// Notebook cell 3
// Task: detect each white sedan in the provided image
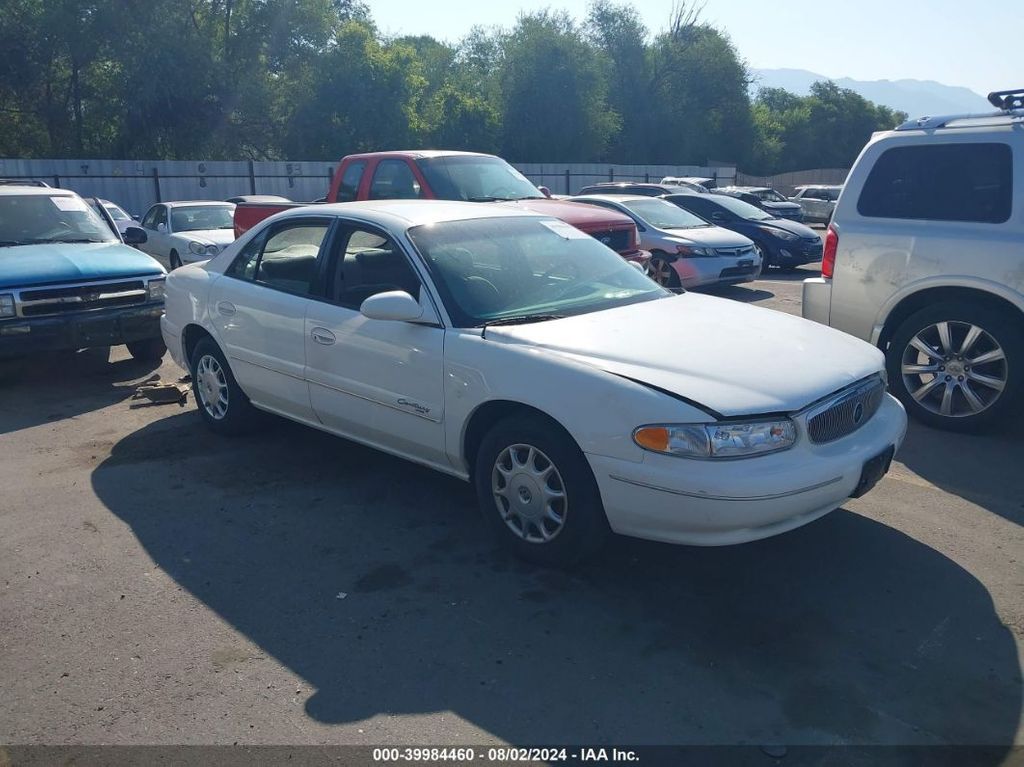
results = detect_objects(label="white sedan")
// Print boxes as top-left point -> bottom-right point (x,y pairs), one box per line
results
161,201 -> 907,565
138,200 -> 236,269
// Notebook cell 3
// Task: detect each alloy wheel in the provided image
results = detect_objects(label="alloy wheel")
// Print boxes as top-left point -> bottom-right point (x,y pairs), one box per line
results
900,320 -> 1007,418
195,354 -> 230,420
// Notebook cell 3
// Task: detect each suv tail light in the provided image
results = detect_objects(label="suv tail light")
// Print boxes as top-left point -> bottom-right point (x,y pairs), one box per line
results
822,225 -> 838,278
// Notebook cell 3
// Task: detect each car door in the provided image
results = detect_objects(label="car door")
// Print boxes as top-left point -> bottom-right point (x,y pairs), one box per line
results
206,217 -> 334,422
139,205 -> 167,260
303,222 -> 448,469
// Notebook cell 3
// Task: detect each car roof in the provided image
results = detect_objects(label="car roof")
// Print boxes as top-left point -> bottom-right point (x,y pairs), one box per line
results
277,199 -> 546,228
342,149 -> 491,161
722,186 -> 771,193
795,184 -> 842,190
161,200 -> 236,208
0,185 -> 75,197
574,194 -> 661,204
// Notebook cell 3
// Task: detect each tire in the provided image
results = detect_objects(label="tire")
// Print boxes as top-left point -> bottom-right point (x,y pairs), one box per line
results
752,242 -> 774,269
127,337 -> 166,361
170,250 -> 182,270
885,301 -> 1022,432
189,337 -> 260,435
474,413 -> 610,566
649,251 -> 682,290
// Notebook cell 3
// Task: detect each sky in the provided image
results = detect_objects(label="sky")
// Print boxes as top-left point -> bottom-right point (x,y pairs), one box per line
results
366,0 -> 1019,96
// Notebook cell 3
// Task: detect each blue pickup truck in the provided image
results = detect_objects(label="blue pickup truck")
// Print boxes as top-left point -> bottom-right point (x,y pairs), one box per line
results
0,185 -> 167,360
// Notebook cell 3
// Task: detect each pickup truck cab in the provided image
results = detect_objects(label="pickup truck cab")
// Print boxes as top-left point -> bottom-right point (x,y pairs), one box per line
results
0,186 -> 168,360
233,151 -> 648,266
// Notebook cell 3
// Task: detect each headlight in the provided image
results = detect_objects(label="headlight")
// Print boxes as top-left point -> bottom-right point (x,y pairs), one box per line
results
205,244 -> 219,255
148,278 -> 165,301
633,419 -> 797,459
674,243 -> 714,257
188,241 -> 206,255
762,226 -> 799,241
0,293 -> 14,318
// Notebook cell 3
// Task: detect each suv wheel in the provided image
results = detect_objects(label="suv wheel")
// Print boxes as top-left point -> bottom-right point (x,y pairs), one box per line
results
475,414 -> 610,566
886,302 -> 1022,432
189,337 -> 260,435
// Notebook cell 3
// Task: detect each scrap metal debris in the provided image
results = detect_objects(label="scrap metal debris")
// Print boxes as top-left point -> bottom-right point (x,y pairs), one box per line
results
132,378 -> 190,406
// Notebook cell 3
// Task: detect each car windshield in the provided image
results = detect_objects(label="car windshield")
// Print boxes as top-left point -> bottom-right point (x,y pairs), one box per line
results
104,204 -> 131,221
755,189 -> 787,203
0,194 -> 118,247
618,198 -> 710,229
415,156 -> 544,202
407,217 -> 668,327
170,205 -> 234,232
705,194 -> 774,221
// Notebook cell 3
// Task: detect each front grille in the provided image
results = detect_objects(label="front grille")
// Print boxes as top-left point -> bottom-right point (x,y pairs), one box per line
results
588,228 -> 631,252
18,280 -> 148,318
715,246 -> 756,258
806,378 -> 886,444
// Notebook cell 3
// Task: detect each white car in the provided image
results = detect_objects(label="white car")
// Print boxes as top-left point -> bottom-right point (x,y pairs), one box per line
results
161,200 -> 907,564
138,201 -> 236,269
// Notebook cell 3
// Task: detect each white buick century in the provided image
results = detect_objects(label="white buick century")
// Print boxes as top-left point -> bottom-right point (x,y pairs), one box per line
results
161,200 -> 907,564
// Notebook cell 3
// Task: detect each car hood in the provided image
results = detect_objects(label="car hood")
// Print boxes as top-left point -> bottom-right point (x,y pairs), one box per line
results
752,218 -> 819,238
485,293 -> 884,416
660,225 -> 754,248
496,198 -> 635,228
173,228 -> 236,246
0,241 -> 165,289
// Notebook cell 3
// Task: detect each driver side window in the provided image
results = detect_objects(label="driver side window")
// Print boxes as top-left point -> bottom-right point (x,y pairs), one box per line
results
331,227 -> 421,310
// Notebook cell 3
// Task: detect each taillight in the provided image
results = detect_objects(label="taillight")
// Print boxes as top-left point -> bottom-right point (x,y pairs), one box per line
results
822,225 -> 838,279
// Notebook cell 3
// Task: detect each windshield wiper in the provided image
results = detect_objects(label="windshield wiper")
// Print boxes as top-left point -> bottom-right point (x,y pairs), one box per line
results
0,240 -> 30,247
48,238 -> 109,243
480,314 -> 564,338
467,195 -> 516,202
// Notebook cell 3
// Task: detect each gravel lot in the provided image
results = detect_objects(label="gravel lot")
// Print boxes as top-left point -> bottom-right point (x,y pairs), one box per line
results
1,262 -> 1022,750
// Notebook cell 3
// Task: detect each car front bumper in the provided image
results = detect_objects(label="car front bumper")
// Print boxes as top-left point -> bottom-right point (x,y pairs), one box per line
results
586,393 -> 907,546
765,238 -> 822,266
672,255 -> 762,288
0,303 -> 164,357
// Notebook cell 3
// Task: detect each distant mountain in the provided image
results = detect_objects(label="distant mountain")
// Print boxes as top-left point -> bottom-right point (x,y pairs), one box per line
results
750,68 -> 991,119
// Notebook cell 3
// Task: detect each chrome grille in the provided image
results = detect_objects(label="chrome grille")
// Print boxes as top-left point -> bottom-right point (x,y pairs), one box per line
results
588,228 -> 632,253
806,378 -> 886,444
16,279 -> 149,318
715,246 -> 756,258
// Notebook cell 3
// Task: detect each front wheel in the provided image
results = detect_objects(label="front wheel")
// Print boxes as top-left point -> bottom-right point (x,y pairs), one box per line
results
475,414 -> 609,566
649,252 -> 682,290
189,337 -> 260,435
170,250 -> 182,270
886,302 -> 1022,432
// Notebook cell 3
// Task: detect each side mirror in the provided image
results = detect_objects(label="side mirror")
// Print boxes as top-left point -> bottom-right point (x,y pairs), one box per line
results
538,186 -> 552,198
360,290 -> 425,322
157,223 -> 167,233
131,214 -> 140,221
123,226 -> 148,245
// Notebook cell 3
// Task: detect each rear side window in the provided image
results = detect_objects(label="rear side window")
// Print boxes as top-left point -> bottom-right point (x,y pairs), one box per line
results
858,143 -> 1012,223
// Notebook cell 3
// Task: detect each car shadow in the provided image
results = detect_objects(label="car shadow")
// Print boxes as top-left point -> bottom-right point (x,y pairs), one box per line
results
897,419 -> 1024,528
695,284 -> 775,303
0,348 -> 165,436
757,264 -> 824,282
91,411 -> 1021,749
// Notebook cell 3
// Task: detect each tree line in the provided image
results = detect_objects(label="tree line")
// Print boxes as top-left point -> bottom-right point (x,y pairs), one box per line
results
0,0 -> 906,174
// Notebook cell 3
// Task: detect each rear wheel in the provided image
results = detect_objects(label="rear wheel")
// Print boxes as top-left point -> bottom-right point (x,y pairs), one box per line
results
886,302 -> 1022,432
189,337 -> 260,435
127,338 -> 166,361
649,251 -> 681,290
475,414 -> 609,566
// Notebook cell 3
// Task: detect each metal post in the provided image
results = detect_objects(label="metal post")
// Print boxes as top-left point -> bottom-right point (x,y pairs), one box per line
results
53,175 -> 61,188
609,168 -> 614,182
644,172 -> 649,183
151,167 -> 161,202
564,169 -> 570,195
248,160 -> 257,194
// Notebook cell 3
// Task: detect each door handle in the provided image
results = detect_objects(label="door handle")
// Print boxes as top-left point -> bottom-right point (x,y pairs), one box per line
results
217,301 -> 236,316
311,327 -> 336,345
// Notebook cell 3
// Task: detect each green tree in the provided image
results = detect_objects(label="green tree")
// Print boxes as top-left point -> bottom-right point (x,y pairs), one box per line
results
498,11 -> 619,161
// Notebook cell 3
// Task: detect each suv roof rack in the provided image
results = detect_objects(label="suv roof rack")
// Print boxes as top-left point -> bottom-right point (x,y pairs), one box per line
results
896,88 -> 1024,131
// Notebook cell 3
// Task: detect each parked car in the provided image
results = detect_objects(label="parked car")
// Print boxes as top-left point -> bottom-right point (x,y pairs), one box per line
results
86,198 -> 136,235
0,179 -> 50,188
0,186 -> 166,360
716,186 -> 804,221
664,192 -> 822,270
138,201 -> 236,270
575,182 -> 694,197
161,200 -> 906,564
232,151 -> 649,268
660,176 -> 715,192
802,88 -> 1024,432
790,185 -> 843,224
573,194 -> 761,288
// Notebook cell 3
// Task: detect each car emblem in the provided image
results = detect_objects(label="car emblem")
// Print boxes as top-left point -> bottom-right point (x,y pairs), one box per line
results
600,236 -> 611,244
853,402 -> 865,424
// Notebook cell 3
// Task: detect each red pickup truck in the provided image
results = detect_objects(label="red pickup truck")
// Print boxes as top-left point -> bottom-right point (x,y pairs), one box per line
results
233,151 -> 648,264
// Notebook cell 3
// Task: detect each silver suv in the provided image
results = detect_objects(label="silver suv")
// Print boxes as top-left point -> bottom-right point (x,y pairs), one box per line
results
802,88 -> 1024,431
